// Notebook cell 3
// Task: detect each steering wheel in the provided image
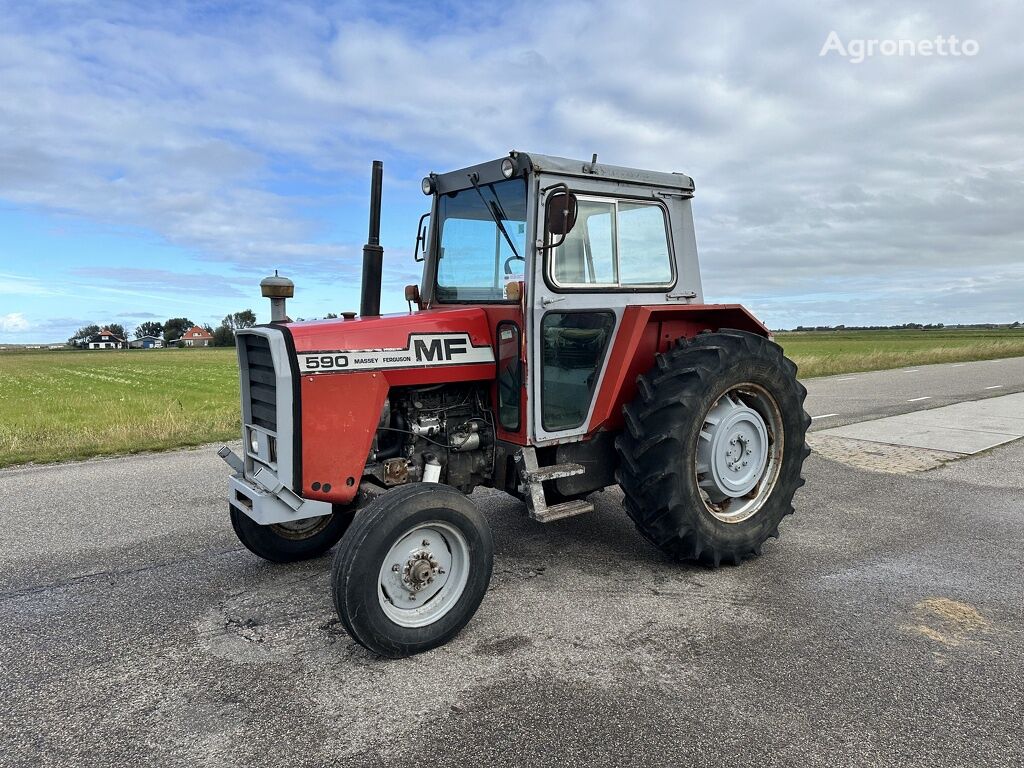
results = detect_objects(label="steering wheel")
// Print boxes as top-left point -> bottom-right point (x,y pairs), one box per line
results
503,254 -> 525,275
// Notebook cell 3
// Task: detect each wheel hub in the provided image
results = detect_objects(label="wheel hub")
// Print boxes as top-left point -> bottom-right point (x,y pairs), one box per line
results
378,522 -> 469,627
697,391 -> 770,502
402,548 -> 441,592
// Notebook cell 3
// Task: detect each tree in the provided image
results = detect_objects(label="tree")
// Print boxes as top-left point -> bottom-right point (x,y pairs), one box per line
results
68,324 -> 100,348
222,309 -> 257,330
325,312 -> 338,319
106,323 -> 127,340
164,317 -> 194,342
202,323 -> 215,335
135,321 -> 164,339
212,325 -> 235,347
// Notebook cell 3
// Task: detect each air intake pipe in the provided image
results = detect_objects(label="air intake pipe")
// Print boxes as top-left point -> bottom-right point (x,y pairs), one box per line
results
360,160 -> 384,317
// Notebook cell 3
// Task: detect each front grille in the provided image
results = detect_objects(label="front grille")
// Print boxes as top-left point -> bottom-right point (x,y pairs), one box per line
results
242,334 -> 277,430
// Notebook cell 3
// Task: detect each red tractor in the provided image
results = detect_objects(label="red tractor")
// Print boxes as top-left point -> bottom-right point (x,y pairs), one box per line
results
219,153 -> 810,657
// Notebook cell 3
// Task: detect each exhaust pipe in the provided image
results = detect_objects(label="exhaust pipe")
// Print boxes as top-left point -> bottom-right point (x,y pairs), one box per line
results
360,160 -> 384,317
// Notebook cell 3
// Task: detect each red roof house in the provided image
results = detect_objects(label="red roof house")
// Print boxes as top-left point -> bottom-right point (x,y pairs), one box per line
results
176,325 -> 214,347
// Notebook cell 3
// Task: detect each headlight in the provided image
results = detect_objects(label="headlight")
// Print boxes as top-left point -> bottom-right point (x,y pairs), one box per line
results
421,176 -> 435,195
500,157 -> 515,178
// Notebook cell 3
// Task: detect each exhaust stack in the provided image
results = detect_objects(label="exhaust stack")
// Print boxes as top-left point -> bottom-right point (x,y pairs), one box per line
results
360,160 -> 384,317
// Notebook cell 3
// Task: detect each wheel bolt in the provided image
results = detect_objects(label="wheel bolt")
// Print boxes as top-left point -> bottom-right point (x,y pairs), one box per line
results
422,539 -> 430,546
392,564 -> 400,572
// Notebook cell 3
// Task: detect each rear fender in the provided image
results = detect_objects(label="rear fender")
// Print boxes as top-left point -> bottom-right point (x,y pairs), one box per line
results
589,304 -> 770,433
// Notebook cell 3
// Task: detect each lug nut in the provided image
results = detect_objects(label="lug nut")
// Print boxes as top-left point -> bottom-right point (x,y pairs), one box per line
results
422,539 -> 430,546
392,564 -> 400,572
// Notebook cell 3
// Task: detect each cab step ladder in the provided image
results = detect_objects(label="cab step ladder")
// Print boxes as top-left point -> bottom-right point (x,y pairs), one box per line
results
515,447 -> 594,522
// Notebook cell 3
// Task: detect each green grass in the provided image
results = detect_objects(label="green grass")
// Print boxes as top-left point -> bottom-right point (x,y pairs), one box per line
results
775,328 -> 1024,378
1,328 -> 1022,468
0,347 -> 239,468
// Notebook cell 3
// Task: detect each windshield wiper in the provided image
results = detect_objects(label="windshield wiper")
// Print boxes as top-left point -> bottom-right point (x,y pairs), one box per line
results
467,172 -> 520,260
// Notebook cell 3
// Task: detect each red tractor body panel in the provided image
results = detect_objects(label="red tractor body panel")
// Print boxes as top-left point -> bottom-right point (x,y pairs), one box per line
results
285,303 -> 765,505
589,304 -> 769,433
288,307 -> 500,504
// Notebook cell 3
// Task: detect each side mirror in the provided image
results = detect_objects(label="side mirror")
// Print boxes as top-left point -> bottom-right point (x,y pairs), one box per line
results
413,212 -> 430,262
545,191 -> 578,236
541,189 -> 578,251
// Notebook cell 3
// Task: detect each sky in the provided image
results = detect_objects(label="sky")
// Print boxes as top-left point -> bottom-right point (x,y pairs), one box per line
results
1,1 -> 1022,342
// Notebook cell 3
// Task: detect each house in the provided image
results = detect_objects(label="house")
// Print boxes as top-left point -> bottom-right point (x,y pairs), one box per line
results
174,325 -> 214,347
129,335 -> 164,349
87,329 -> 127,350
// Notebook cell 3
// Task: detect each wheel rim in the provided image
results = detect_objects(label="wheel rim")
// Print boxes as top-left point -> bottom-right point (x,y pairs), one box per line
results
377,521 -> 470,628
270,514 -> 332,540
695,383 -> 784,524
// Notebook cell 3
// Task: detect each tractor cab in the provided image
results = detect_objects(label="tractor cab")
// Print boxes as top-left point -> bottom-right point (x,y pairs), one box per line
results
416,152 -> 709,447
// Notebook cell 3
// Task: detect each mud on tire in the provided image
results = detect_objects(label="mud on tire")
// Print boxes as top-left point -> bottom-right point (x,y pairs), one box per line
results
614,329 -> 811,566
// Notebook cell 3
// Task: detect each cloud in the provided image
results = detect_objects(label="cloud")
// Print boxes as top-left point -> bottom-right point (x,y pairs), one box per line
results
69,267 -> 247,297
0,312 -> 30,332
0,1 -> 1022,325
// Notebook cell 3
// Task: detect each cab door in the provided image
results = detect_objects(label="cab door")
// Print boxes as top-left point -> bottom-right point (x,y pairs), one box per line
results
528,179 -> 679,445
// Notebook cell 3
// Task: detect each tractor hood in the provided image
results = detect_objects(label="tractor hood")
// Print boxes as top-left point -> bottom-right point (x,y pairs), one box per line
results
283,307 -> 496,376
279,307 -> 498,506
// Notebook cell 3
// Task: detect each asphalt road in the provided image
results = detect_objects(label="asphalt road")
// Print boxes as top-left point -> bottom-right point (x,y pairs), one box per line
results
2,359 -> 1023,767
804,356 -> 1024,429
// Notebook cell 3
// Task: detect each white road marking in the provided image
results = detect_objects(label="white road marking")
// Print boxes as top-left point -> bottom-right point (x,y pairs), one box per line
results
951,363 -> 966,367
811,413 -> 839,420
836,377 -> 856,382
985,385 -> 1003,390
904,369 -> 920,373
907,396 -> 932,402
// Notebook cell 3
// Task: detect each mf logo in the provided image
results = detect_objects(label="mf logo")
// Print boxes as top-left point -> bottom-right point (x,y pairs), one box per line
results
414,336 -> 468,361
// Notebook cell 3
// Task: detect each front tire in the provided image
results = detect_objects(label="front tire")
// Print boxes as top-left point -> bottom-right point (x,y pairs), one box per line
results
615,330 -> 810,566
331,484 -> 494,658
230,506 -> 353,563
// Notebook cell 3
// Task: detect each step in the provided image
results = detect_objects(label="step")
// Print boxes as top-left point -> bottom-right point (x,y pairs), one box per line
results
531,499 -> 594,523
523,462 -> 585,484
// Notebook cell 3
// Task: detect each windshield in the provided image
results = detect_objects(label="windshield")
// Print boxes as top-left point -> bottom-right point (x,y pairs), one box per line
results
435,178 -> 528,302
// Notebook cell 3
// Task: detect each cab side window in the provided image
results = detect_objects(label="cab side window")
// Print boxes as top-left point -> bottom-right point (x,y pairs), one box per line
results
550,198 -> 672,289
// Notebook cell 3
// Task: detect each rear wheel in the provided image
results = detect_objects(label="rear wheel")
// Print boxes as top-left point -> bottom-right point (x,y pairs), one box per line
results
615,330 -> 810,566
230,506 -> 353,563
331,484 -> 493,657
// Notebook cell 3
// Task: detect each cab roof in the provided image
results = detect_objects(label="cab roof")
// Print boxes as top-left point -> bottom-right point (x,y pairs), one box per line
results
431,151 -> 695,196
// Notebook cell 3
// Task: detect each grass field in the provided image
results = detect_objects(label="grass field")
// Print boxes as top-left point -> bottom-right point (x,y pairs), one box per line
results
0,347 -> 239,468
775,327 -> 1024,378
1,328 -> 1022,468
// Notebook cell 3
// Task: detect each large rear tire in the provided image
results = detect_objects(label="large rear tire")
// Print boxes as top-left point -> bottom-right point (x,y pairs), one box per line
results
230,506 -> 353,563
331,484 -> 493,658
615,330 -> 810,566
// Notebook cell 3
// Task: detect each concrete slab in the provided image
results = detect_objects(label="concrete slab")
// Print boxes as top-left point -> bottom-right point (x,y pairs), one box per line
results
818,393 -> 1024,454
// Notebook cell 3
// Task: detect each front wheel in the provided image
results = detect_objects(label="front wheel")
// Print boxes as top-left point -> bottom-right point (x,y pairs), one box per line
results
615,330 -> 810,566
230,507 -> 353,563
331,484 -> 494,657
